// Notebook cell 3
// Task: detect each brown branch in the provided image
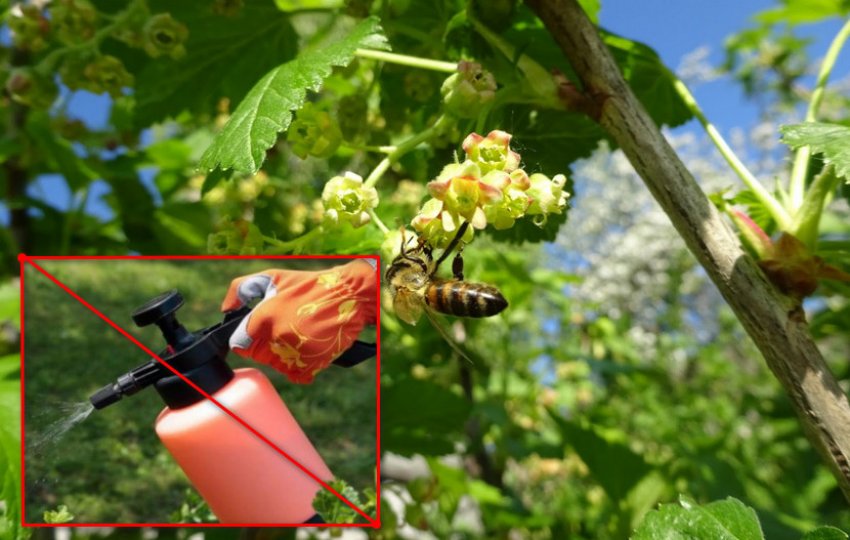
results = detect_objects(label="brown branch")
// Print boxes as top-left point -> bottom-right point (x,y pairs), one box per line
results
526,0 -> 850,502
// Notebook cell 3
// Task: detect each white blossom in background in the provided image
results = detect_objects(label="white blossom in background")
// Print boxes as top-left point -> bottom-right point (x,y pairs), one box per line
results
551,130 -> 759,356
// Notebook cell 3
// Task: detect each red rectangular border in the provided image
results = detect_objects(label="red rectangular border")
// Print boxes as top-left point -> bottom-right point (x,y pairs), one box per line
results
19,254 -> 381,529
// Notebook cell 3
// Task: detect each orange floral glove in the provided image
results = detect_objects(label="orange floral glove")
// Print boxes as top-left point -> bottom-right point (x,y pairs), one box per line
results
221,260 -> 377,384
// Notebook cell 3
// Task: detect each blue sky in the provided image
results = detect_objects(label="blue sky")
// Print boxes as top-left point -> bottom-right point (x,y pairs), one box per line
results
601,0 -> 847,133
15,2 -> 850,224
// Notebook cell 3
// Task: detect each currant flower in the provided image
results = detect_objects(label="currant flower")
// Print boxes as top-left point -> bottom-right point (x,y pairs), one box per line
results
481,169 -> 533,230
51,0 -> 98,45
321,171 -> 379,228
411,199 -> 474,249
462,130 -> 521,174
441,61 -> 497,119
526,173 -> 569,222
426,161 -> 502,229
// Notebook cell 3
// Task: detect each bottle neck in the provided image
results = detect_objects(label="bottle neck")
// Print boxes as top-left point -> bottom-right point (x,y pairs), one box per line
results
154,358 -> 234,409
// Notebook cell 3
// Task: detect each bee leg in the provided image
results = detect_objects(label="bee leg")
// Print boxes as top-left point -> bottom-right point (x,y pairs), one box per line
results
452,250 -> 464,281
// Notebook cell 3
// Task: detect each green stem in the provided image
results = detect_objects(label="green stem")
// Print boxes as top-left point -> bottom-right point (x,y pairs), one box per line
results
263,226 -> 321,253
791,164 -> 840,249
354,49 -> 458,73
673,78 -> 792,230
363,115 -> 450,189
367,208 -> 389,234
788,18 -> 850,211
341,142 -> 396,154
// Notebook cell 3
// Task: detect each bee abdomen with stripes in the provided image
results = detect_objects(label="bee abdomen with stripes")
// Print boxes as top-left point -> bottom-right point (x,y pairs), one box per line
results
425,279 -> 508,318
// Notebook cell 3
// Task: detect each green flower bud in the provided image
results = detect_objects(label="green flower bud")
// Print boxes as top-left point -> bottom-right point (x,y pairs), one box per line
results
76,55 -> 134,98
441,61 -> 496,119
50,0 -> 97,45
143,13 -> 189,59
9,3 -> 50,51
321,171 -> 379,228
208,219 -> 264,255
288,103 -> 343,159
6,68 -> 58,109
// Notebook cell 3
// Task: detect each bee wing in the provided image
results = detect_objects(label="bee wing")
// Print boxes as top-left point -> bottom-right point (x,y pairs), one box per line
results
393,289 -> 424,326
423,306 -> 473,364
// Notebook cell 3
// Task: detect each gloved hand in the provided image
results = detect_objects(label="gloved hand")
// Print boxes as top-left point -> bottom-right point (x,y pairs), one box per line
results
221,260 -> 377,383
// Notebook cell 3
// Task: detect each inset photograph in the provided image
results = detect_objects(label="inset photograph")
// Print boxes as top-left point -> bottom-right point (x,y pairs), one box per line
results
22,257 -> 378,526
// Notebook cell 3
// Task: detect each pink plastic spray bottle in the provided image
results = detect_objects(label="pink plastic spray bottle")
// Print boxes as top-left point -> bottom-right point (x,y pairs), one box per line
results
88,290 -> 375,524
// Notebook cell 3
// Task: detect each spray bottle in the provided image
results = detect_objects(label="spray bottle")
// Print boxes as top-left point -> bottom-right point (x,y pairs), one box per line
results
88,290 -> 375,524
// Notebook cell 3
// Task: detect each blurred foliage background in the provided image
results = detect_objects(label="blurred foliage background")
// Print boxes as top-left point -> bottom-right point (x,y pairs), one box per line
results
0,0 -> 849,538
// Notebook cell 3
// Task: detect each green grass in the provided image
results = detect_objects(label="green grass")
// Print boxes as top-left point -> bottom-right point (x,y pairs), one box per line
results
23,259 -> 376,524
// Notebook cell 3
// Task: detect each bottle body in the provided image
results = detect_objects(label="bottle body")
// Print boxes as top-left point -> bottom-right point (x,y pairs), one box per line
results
155,367 -> 332,523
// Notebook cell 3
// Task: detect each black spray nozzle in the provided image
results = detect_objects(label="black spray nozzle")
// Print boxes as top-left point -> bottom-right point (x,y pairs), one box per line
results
90,359 -> 164,409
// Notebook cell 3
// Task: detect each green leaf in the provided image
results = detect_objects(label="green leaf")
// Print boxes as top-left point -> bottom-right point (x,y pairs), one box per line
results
133,1 -> 298,126
781,122 -> 850,181
577,0 -> 601,22
25,113 -> 98,191
633,496 -> 765,540
152,202 -> 212,253
0,281 -> 19,328
383,378 -> 471,456
756,0 -> 850,25
312,478 -> 369,523
44,505 -> 74,524
802,527 -> 849,540
0,360 -> 21,538
548,412 -> 652,503
485,207 -> 569,245
199,17 -> 388,174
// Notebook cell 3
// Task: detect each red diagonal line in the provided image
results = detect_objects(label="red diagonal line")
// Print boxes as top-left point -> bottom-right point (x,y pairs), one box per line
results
24,257 -> 376,525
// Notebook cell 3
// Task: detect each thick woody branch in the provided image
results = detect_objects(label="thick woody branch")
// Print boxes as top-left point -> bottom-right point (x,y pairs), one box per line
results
525,0 -> 850,502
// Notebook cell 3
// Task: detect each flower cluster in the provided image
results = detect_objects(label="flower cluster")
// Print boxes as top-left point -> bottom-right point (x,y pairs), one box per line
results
321,171 -> 379,228
411,130 -> 569,248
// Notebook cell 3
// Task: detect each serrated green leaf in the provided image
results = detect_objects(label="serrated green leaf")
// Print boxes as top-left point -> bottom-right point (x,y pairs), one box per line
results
802,526 -> 849,540
133,1 -> 298,126
199,17 -> 388,174
781,122 -> 850,181
312,478 -> 366,523
44,505 -> 74,524
633,497 -> 765,540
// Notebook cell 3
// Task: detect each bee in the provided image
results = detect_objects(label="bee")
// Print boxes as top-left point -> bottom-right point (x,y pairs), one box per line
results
386,221 -> 508,326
